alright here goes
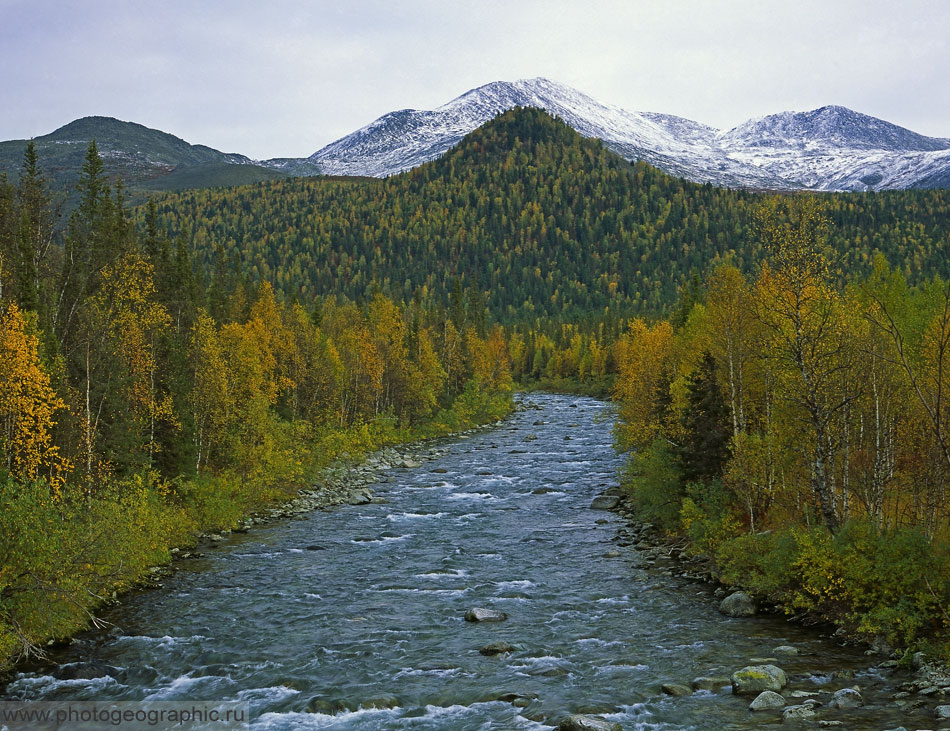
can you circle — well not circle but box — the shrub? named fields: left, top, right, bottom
left=622, top=439, right=683, bottom=532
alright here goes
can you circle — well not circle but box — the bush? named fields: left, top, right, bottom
left=621, top=439, right=683, bottom=531
left=680, top=480, right=742, bottom=555
left=713, top=520, right=950, bottom=648
left=0, top=475, right=184, bottom=662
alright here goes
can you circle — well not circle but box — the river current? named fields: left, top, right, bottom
left=2, top=394, right=920, bottom=729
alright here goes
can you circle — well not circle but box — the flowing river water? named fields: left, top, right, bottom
left=2, top=394, right=924, bottom=729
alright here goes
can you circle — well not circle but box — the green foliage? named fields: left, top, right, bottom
left=680, top=480, right=741, bottom=554
left=622, top=438, right=683, bottom=531
left=0, top=475, right=185, bottom=661
left=713, top=522, right=950, bottom=647
left=677, top=352, right=731, bottom=483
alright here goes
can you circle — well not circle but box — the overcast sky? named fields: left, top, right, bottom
left=2, top=0, right=948, bottom=159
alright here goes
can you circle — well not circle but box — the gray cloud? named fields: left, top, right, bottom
left=2, top=0, right=948, bottom=159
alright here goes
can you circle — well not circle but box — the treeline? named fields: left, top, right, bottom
left=141, top=108, right=950, bottom=320
left=0, top=141, right=513, bottom=665
left=614, top=195, right=950, bottom=649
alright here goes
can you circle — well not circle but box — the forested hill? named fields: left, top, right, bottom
left=145, top=108, right=950, bottom=319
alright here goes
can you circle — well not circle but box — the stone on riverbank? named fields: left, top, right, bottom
left=749, top=690, right=787, bottom=711
left=465, top=607, right=508, bottom=622
left=557, top=715, right=623, bottom=731
left=731, top=665, right=788, bottom=695
left=719, top=591, right=756, bottom=617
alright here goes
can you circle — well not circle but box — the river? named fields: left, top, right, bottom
left=2, top=394, right=920, bottom=729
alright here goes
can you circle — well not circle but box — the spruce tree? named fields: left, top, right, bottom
left=678, top=351, right=730, bottom=483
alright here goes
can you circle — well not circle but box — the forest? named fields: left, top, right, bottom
left=0, top=140, right=512, bottom=667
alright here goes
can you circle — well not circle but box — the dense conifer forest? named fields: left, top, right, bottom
left=144, top=109, right=950, bottom=319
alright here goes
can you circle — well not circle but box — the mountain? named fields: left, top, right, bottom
left=717, top=105, right=950, bottom=190
left=305, top=78, right=950, bottom=192
left=0, top=116, right=290, bottom=201
left=306, top=77, right=786, bottom=188
left=145, top=107, right=950, bottom=321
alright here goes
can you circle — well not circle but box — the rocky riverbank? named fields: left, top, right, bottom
left=602, top=488, right=950, bottom=729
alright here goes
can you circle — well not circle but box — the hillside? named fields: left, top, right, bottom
left=144, top=108, right=950, bottom=319
left=0, top=116, right=290, bottom=203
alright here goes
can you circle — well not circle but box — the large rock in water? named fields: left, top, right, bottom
left=691, top=676, right=730, bottom=691
left=749, top=690, right=786, bottom=711
left=590, top=495, right=621, bottom=510
left=557, top=715, right=623, bottom=731
left=719, top=591, right=756, bottom=617
left=782, top=704, right=816, bottom=721
left=731, top=665, right=788, bottom=695
left=829, top=687, right=863, bottom=709
left=465, top=607, right=508, bottom=622
left=660, top=683, right=692, bottom=696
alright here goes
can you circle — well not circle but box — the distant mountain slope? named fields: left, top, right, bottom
left=0, top=116, right=289, bottom=201
left=305, top=78, right=950, bottom=192
left=144, top=107, right=950, bottom=321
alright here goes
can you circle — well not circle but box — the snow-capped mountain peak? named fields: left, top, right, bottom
left=719, top=105, right=950, bottom=152
left=305, top=78, right=950, bottom=191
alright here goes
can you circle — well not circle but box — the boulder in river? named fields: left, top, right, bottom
left=782, top=704, right=816, bottom=721
left=465, top=607, right=508, bottom=622
left=691, top=676, right=730, bottom=691
left=719, top=591, right=756, bottom=617
left=937, top=705, right=950, bottom=721
left=479, top=641, right=516, bottom=656
left=661, top=683, right=692, bottom=696
left=306, top=697, right=351, bottom=714
left=590, top=495, right=621, bottom=510
left=557, top=715, right=623, bottom=731
left=361, top=695, right=400, bottom=709
left=55, top=662, right=122, bottom=680
left=829, top=687, right=863, bottom=709
left=773, top=645, right=798, bottom=655
left=749, top=690, right=786, bottom=711
left=731, top=665, right=788, bottom=695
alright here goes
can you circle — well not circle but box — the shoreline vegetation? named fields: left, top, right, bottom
left=612, top=196, right=950, bottom=660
